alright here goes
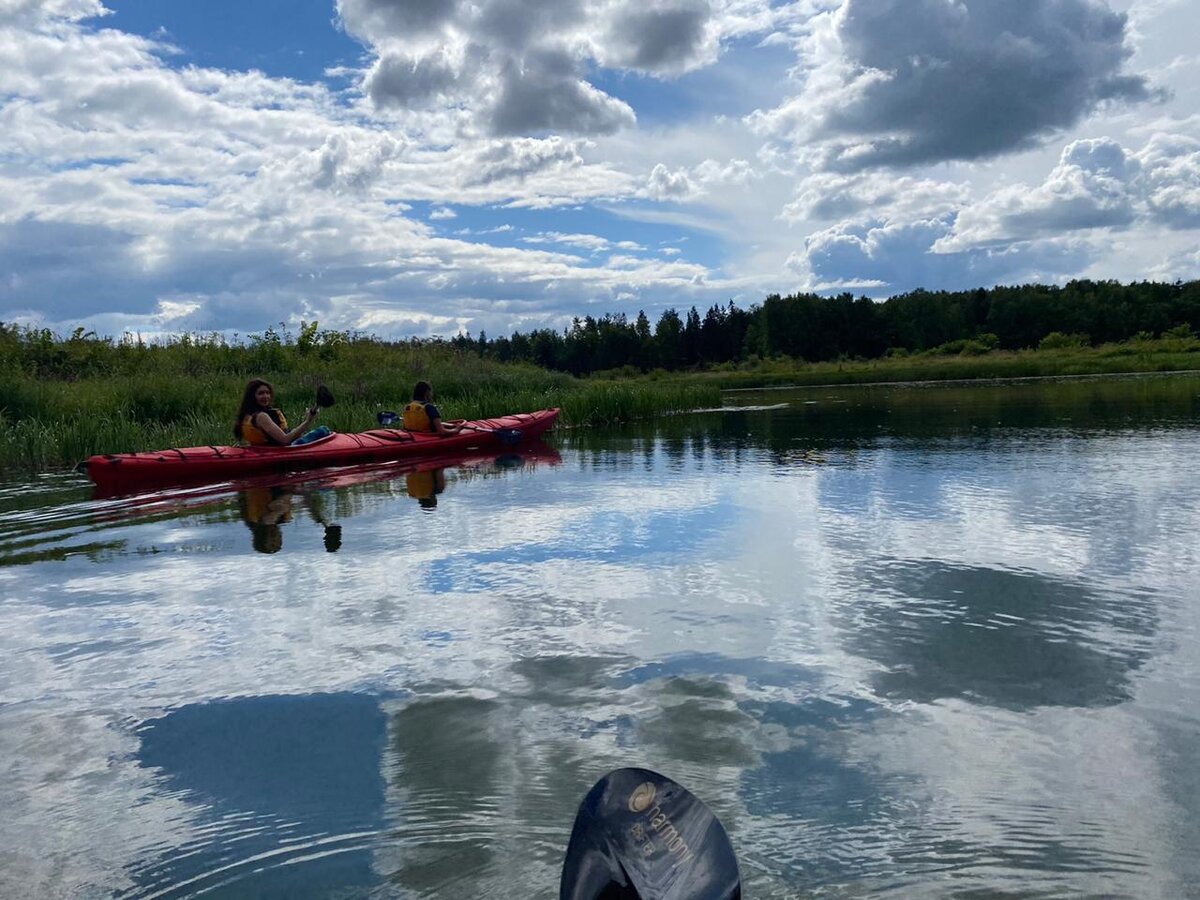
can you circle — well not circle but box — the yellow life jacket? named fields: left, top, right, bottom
left=403, top=400, right=433, bottom=432
left=242, top=410, right=287, bottom=446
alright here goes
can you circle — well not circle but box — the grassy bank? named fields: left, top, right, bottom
left=664, top=332, right=1200, bottom=389
left=0, top=327, right=719, bottom=475
left=4, top=324, right=1198, bottom=476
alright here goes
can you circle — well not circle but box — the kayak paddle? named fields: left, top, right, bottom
left=310, top=384, right=335, bottom=415
left=373, top=412, right=523, bottom=444
left=461, top=423, right=524, bottom=445
left=560, top=768, right=741, bottom=900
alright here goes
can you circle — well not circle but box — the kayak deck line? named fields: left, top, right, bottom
left=85, top=408, right=560, bottom=493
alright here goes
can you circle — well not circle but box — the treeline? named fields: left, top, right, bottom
left=452, top=280, right=1200, bottom=375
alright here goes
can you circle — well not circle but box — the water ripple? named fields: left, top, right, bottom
left=3, top=383, right=1199, bottom=898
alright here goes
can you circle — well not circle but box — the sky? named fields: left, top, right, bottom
left=0, top=0, right=1198, bottom=341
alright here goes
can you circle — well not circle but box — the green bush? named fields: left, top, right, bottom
left=1038, top=332, right=1089, bottom=350
left=1163, top=323, right=1195, bottom=340
left=958, top=340, right=992, bottom=356
left=932, top=339, right=973, bottom=355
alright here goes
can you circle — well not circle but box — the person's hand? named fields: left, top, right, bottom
left=308, top=406, right=319, bottom=419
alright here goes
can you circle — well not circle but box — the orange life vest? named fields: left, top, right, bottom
left=403, top=401, right=433, bottom=432
left=242, top=410, right=287, bottom=446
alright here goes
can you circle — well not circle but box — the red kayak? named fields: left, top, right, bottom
left=90, top=441, right=563, bottom=510
left=85, top=408, right=560, bottom=493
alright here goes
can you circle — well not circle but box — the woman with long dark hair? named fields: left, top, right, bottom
left=233, top=379, right=319, bottom=446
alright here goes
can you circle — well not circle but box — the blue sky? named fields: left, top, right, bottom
left=1, top=0, right=1197, bottom=340
left=103, top=1, right=365, bottom=83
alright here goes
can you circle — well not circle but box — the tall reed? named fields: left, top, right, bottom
left=0, top=329, right=721, bottom=475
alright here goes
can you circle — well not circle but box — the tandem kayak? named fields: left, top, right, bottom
left=85, top=408, right=560, bottom=494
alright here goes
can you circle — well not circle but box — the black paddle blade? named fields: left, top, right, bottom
left=377, top=410, right=399, bottom=426
left=315, top=384, right=336, bottom=408
left=323, top=524, right=342, bottom=553
left=462, top=424, right=524, bottom=444
left=560, top=768, right=741, bottom=900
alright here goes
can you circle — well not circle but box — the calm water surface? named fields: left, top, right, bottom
left=2, top=375, right=1199, bottom=899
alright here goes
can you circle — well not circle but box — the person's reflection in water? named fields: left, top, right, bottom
left=239, top=485, right=344, bottom=553
left=406, top=468, right=446, bottom=511
left=239, top=486, right=294, bottom=554
left=302, top=488, right=342, bottom=552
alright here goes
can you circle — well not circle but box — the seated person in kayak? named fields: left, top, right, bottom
left=403, top=381, right=464, bottom=435
left=234, top=378, right=320, bottom=446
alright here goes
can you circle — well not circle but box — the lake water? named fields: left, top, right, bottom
left=2, top=375, right=1199, bottom=899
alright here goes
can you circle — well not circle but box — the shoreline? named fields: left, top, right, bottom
left=721, top=368, right=1200, bottom=393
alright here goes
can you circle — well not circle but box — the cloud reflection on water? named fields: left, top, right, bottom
left=2, top=378, right=1199, bottom=897
left=131, top=693, right=388, bottom=898
left=843, top=559, right=1157, bottom=709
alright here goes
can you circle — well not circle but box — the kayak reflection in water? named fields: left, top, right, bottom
left=406, top=467, right=446, bottom=510
left=238, top=486, right=342, bottom=553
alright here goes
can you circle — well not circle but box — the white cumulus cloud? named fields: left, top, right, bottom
left=338, top=0, right=765, bottom=137
left=753, top=0, right=1160, bottom=171
left=937, top=133, right=1200, bottom=251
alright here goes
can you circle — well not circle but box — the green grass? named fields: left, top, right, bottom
left=658, top=334, right=1200, bottom=389
left=2, top=323, right=1196, bottom=476
left=0, top=330, right=721, bottom=475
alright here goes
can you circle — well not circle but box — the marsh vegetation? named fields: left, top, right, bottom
left=4, top=279, right=1200, bottom=475
left=0, top=324, right=718, bottom=473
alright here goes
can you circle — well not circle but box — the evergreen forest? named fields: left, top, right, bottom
left=458, top=279, right=1200, bottom=375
